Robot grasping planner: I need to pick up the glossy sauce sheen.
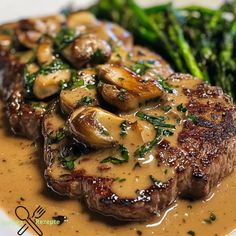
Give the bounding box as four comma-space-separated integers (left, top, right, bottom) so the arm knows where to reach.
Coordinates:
0, 102, 236, 236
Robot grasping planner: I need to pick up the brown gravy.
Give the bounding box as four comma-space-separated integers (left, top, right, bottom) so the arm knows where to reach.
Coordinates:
0, 105, 236, 236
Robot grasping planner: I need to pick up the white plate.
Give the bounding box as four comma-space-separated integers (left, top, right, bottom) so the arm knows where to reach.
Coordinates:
0, 0, 235, 236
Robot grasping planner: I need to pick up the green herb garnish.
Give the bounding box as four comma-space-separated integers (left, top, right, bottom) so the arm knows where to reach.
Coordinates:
149, 175, 162, 186
55, 27, 77, 50
120, 121, 129, 138
157, 78, 174, 93
135, 128, 162, 158
47, 128, 65, 145
24, 59, 69, 95
188, 114, 199, 124
101, 144, 129, 164
163, 130, 174, 136
118, 88, 127, 102
79, 96, 95, 105
136, 111, 175, 129
162, 105, 172, 112
130, 60, 155, 75
177, 103, 187, 112
91, 49, 105, 64
61, 156, 77, 170
114, 177, 126, 182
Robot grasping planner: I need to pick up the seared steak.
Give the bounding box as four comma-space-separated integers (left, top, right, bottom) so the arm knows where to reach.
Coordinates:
43, 73, 236, 221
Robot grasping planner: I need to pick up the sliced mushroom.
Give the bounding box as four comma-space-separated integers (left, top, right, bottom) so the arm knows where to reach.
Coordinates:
97, 64, 163, 110
16, 29, 42, 48
99, 83, 138, 111
33, 69, 71, 99
26, 63, 39, 74
69, 107, 129, 148
16, 15, 64, 49
63, 34, 111, 68
16, 51, 35, 64
0, 34, 12, 52
66, 11, 99, 29
19, 15, 64, 36
87, 22, 133, 50
127, 46, 173, 79
60, 68, 98, 114
36, 42, 54, 65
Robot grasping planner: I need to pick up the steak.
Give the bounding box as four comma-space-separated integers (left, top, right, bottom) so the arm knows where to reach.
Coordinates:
42, 73, 236, 221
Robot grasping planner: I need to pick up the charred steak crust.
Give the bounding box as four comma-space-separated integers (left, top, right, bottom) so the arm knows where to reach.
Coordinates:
43, 74, 236, 221
1, 58, 44, 139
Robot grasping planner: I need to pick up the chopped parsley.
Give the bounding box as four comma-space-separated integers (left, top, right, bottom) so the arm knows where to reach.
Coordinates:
24, 59, 69, 95
79, 96, 95, 105
32, 102, 48, 110
60, 80, 68, 90
119, 121, 129, 138
114, 177, 126, 182
86, 83, 96, 89
91, 49, 106, 64
98, 126, 109, 136
204, 212, 216, 224
135, 128, 162, 158
0, 28, 15, 36
163, 130, 174, 136
177, 103, 187, 113
136, 111, 175, 129
188, 114, 199, 124
157, 78, 174, 93
100, 144, 129, 164
55, 27, 78, 50
72, 79, 84, 89
47, 128, 66, 145
162, 105, 172, 112
130, 60, 155, 75
118, 88, 127, 102
149, 175, 162, 186
61, 156, 77, 170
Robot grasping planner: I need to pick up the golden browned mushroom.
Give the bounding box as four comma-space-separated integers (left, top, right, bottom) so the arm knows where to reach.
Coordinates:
87, 22, 133, 50
16, 29, 42, 48
16, 15, 64, 49
69, 107, 130, 148
60, 68, 99, 114
33, 69, 71, 99
127, 46, 173, 79
19, 15, 64, 36
36, 42, 54, 65
66, 11, 99, 29
97, 64, 163, 111
26, 63, 39, 74
99, 83, 138, 111
0, 34, 12, 52
15, 51, 35, 64
63, 34, 112, 68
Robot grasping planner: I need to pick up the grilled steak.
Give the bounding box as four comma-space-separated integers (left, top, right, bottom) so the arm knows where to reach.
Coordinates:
43, 73, 236, 221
